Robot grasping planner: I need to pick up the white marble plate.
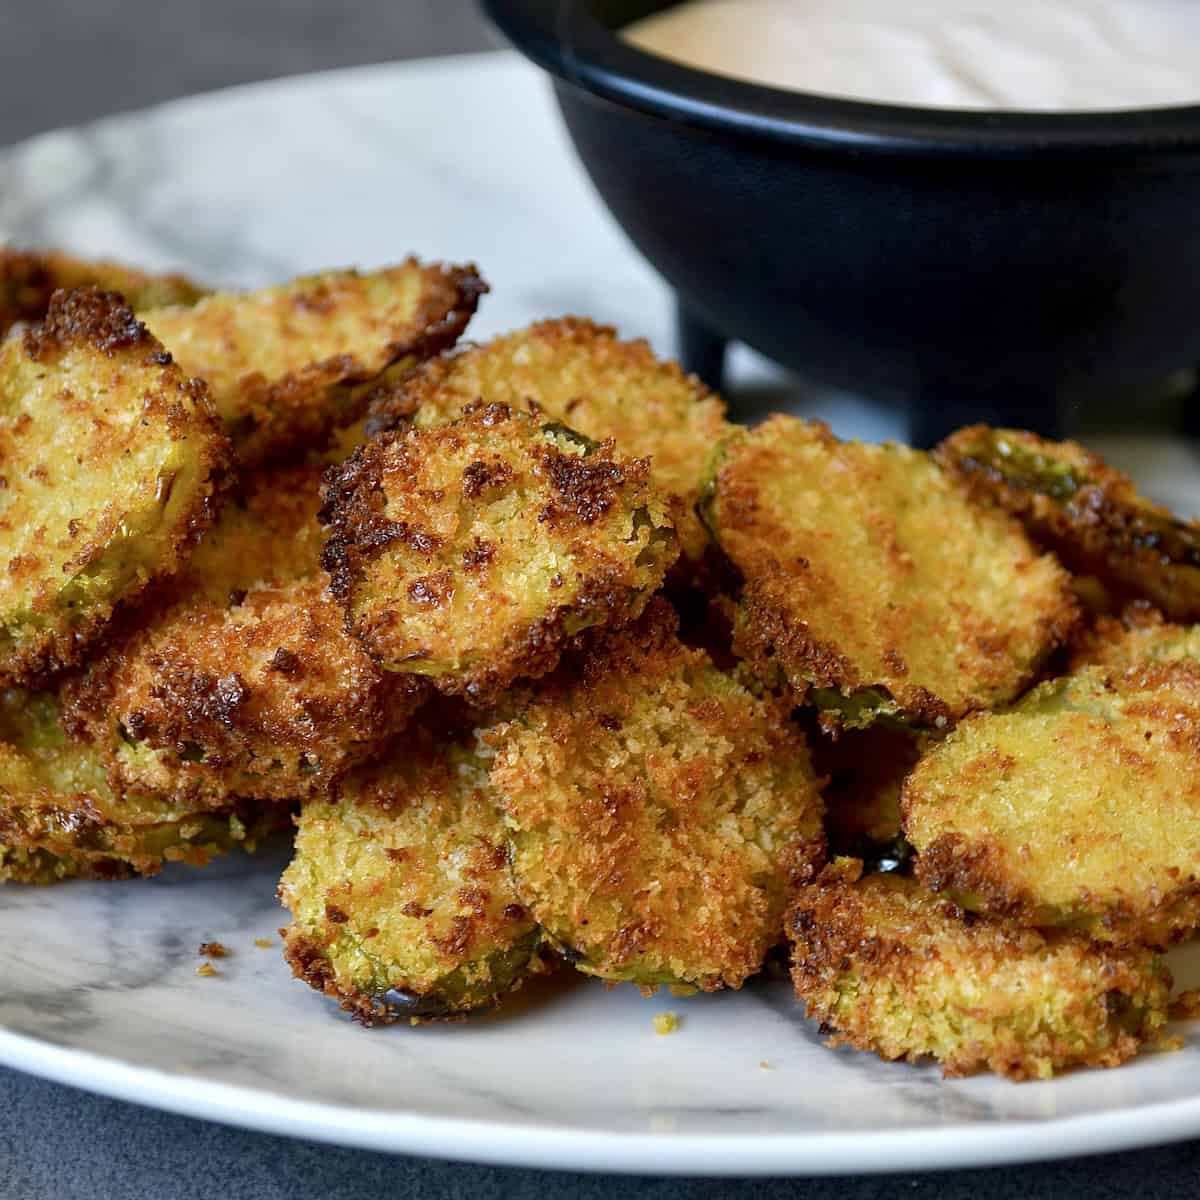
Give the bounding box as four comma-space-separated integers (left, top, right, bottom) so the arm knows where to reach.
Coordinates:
3, 51, 1200, 1176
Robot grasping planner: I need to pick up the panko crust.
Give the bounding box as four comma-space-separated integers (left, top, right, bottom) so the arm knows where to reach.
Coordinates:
145, 260, 485, 466
279, 728, 540, 1023
903, 662, 1200, 946
63, 464, 424, 806
0, 246, 206, 338
0, 288, 230, 684
0, 689, 280, 883
322, 402, 678, 700
370, 317, 729, 564
937, 425, 1200, 622
487, 598, 826, 992
1070, 603, 1200, 673
703, 416, 1077, 728
789, 860, 1171, 1080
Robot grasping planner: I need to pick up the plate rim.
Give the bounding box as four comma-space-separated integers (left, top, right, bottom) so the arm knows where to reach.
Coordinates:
5, 1026, 1200, 1175
4, 52, 1200, 1178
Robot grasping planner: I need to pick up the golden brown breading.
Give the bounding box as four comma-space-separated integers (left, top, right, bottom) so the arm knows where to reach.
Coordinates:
903, 662, 1200, 946
937, 425, 1200, 622
0, 288, 229, 684
789, 859, 1171, 1080
1070, 603, 1200, 673
370, 318, 728, 564
0, 246, 206, 337
145, 261, 485, 465
279, 727, 540, 1023
322, 402, 678, 700
701, 416, 1076, 728
486, 599, 825, 991
0, 689, 279, 883
63, 464, 424, 806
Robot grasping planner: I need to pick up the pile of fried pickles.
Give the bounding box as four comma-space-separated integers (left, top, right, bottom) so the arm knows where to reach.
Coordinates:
3, 245, 1200, 1082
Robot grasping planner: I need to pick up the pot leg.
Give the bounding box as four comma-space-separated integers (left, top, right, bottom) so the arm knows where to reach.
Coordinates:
676, 300, 728, 392
908, 387, 1065, 449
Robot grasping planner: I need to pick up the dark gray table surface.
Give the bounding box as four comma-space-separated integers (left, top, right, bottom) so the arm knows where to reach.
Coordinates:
3, 3, 1200, 1196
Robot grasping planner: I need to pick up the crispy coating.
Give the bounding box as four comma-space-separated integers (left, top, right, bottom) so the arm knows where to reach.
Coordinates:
487, 599, 826, 991
937, 425, 1200, 622
0, 288, 229, 684
145, 261, 485, 465
702, 416, 1076, 728
1071, 603, 1200, 673
0, 246, 205, 338
373, 318, 728, 564
63, 464, 424, 805
789, 859, 1171, 1080
279, 728, 540, 1023
322, 402, 678, 700
809, 723, 925, 858
903, 662, 1200, 946
0, 689, 279, 883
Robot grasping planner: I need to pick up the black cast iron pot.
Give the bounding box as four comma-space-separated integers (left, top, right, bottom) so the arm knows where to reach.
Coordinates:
483, 0, 1200, 444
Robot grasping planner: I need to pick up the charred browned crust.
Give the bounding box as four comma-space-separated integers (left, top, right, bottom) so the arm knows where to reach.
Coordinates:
282, 928, 393, 1025
321, 402, 676, 701
937, 425, 1200, 622
489, 597, 826, 991
60, 462, 421, 805
788, 859, 1171, 1079
223, 262, 486, 467
0, 289, 231, 686
710, 417, 1077, 729
0, 247, 206, 339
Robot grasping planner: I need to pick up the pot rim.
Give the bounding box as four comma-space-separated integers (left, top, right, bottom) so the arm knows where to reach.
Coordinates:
483, 0, 1200, 160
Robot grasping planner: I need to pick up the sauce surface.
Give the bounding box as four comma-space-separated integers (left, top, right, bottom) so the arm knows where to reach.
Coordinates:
624, 0, 1200, 111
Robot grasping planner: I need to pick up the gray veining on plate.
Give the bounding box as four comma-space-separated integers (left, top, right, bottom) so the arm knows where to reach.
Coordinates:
2, 51, 1200, 1166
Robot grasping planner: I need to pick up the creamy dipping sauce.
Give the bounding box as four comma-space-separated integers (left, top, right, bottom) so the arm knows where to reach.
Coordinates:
624, 0, 1200, 111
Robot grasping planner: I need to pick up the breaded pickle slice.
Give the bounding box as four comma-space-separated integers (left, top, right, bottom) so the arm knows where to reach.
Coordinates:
487, 599, 826, 991
937, 426, 1200, 622
789, 859, 1171, 1080
279, 729, 540, 1023
322, 402, 678, 699
903, 663, 1200, 946
0, 246, 205, 337
701, 416, 1076, 728
1071, 604, 1200, 673
0, 289, 228, 683
144, 260, 484, 465
383, 318, 728, 563
64, 464, 425, 805
0, 689, 276, 883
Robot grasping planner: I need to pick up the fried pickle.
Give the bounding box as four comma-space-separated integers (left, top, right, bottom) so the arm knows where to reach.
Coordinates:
144, 261, 485, 465
279, 727, 540, 1023
903, 662, 1200, 946
486, 599, 825, 992
322, 402, 678, 700
1071, 604, 1200, 673
0, 689, 277, 883
0, 289, 228, 684
789, 859, 1171, 1080
937, 425, 1200, 622
373, 318, 728, 564
700, 416, 1076, 728
0, 246, 205, 338
63, 463, 425, 805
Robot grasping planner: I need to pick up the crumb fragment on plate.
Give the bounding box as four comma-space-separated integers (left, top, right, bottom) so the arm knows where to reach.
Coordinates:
654, 1012, 679, 1035
198, 941, 228, 958
195, 962, 219, 978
